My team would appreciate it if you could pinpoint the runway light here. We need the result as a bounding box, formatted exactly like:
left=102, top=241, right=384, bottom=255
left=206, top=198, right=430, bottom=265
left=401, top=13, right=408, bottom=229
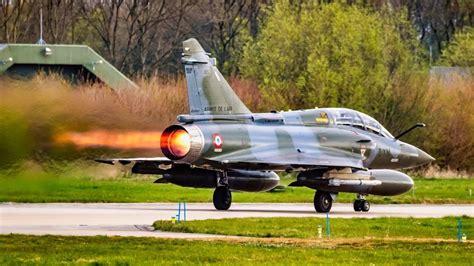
left=54, top=130, right=163, bottom=150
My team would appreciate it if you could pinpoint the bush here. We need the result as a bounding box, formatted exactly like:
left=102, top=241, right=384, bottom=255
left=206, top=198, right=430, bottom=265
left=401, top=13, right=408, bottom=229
left=440, top=27, right=474, bottom=67
left=240, top=1, right=425, bottom=118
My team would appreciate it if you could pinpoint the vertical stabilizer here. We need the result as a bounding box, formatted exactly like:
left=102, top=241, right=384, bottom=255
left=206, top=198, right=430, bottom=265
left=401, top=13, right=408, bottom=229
left=182, top=38, right=251, bottom=115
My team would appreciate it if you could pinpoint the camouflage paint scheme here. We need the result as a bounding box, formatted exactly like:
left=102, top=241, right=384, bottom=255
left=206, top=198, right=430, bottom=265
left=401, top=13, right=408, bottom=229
left=97, top=38, right=434, bottom=212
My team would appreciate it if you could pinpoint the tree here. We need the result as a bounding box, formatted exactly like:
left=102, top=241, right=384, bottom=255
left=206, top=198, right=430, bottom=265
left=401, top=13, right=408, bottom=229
left=240, top=1, right=424, bottom=117
left=76, top=0, right=198, bottom=75
left=189, top=0, right=269, bottom=75
left=0, top=0, right=36, bottom=43
left=43, top=0, right=77, bottom=44
left=352, top=0, right=474, bottom=63
left=440, top=26, right=474, bottom=67
left=206, top=0, right=251, bottom=75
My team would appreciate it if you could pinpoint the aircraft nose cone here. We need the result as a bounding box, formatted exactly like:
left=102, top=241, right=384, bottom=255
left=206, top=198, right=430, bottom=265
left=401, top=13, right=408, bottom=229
left=417, top=149, right=435, bottom=166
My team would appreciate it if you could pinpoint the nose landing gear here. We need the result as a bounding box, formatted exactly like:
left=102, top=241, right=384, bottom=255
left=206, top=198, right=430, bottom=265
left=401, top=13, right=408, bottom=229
left=353, top=194, right=370, bottom=212
left=213, top=186, right=232, bottom=210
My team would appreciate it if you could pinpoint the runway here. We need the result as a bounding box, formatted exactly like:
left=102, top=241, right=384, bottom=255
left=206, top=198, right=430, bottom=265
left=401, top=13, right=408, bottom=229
left=1, top=203, right=472, bottom=238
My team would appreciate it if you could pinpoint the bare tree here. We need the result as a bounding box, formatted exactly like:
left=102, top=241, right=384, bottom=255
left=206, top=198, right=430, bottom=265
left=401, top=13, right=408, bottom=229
left=122, top=0, right=197, bottom=75
left=351, top=0, right=474, bottom=61
left=0, top=0, right=36, bottom=43
left=75, top=0, right=198, bottom=75
left=42, top=0, right=77, bottom=44
left=192, top=0, right=269, bottom=74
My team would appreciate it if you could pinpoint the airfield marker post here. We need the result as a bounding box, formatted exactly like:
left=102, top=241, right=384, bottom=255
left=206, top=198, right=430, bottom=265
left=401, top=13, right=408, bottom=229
left=317, top=225, right=322, bottom=239
left=184, top=202, right=187, bottom=222
left=177, top=203, right=182, bottom=224
left=326, top=212, right=330, bottom=239
left=457, top=219, right=462, bottom=242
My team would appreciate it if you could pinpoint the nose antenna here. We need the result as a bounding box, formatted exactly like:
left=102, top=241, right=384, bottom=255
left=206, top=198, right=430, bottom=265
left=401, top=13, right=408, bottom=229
left=394, top=123, right=426, bottom=140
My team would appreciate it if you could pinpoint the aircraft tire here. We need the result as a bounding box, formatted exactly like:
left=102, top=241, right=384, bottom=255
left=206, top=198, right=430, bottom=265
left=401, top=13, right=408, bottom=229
left=353, top=200, right=362, bottom=212
left=314, top=191, right=332, bottom=213
left=213, top=186, right=232, bottom=210
left=361, top=200, right=370, bottom=212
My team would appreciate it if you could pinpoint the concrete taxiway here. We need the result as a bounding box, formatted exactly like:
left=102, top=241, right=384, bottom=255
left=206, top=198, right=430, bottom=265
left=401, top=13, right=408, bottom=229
left=1, top=203, right=472, bottom=238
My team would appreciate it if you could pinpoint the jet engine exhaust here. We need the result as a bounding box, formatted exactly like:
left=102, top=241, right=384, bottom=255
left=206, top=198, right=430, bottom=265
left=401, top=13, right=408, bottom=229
left=161, top=129, right=191, bottom=158
left=160, top=125, right=204, bottom=162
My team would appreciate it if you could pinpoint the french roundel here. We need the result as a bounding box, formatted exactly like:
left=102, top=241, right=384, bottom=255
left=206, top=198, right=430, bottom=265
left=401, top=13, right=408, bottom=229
left=213, top=134, right=223, bottom=148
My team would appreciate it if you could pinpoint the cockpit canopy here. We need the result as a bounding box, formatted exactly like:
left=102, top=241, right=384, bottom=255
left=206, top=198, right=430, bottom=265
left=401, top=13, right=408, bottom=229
left=315, top=108, right=394, bottom=138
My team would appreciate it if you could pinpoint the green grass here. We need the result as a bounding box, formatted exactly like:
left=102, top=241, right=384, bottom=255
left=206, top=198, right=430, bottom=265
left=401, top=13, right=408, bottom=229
left=1, top=235, right=472, bottom=265
left=1, top=168, right=473, bottom=203
left=153, top=217, right=474, bottom=240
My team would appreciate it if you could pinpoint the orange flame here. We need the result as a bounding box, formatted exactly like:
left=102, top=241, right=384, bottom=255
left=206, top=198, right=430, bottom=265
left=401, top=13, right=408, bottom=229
left=166, top=129, right=191, bottom=157
left=54, top=130, right=163, bottom=150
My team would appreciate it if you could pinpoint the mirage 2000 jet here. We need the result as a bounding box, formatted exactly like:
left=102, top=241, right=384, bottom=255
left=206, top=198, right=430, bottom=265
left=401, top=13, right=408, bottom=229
left=97, top=38, right=434, bottom=213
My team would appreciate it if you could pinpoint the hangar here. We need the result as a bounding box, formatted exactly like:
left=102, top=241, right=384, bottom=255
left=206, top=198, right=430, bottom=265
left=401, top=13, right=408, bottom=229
left=0, top=43, right=137, bottom=90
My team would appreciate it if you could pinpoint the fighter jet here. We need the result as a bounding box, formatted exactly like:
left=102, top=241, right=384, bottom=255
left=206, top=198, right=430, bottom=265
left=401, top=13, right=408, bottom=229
left=97, top=38, right=434, bottom=213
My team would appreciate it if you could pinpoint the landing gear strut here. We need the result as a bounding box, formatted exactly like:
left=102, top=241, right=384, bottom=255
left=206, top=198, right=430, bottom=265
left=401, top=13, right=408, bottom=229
left=213, top=172, right=232, bottom=210
left=314, top=191, right=333, bottom=213
left=353, top=194, right=370, bottom=212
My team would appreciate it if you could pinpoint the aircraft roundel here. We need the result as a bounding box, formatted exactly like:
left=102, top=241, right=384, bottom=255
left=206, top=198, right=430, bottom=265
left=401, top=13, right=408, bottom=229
left=213, top=133, right=223, bottom=148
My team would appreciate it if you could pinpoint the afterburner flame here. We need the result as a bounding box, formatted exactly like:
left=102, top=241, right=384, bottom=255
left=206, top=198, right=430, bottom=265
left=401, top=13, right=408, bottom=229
left=167, top=129, right=191, bottom=157
left=54, top=130, right=163, bottom=150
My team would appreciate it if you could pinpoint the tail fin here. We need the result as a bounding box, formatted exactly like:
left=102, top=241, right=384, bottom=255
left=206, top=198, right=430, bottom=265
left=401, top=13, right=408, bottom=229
left=182, top=38, right=251, bottom=115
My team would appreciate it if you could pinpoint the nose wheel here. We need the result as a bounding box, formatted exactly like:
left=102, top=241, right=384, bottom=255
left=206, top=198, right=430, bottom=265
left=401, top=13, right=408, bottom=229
left=314, top=191, right=333, bottom=213
left=353, top=195, right=370, bottom=212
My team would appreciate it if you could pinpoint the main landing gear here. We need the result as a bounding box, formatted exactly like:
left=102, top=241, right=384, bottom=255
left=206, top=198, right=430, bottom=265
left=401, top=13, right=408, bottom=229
left=353, top=194, right=370, bottom=212
left=213, top=186, right=232, bottom=210
left=213, top=172, right=232, bottom=210
left=314, top=191, right=333, bottom=213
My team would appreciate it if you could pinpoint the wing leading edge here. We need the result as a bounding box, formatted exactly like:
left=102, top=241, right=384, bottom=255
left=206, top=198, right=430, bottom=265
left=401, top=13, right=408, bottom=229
left=95, top=157, right=172, bottom=166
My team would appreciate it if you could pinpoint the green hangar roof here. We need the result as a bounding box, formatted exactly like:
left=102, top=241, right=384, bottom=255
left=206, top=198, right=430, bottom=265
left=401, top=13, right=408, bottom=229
left=0, top=44, right=137, bottom=90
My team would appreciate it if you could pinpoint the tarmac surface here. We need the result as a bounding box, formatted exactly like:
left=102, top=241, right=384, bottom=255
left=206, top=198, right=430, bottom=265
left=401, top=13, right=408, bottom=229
left=1, top=203, right=473, bottom=238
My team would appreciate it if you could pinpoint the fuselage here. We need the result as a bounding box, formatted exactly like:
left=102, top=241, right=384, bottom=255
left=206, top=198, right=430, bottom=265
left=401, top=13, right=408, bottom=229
left=164, top=107, right=434, bottom=172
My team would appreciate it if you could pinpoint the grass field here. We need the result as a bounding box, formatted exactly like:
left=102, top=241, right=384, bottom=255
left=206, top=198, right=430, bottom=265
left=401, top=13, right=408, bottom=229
left=1, top=167, right=473, bottom=203
left=153, top=216, right=474, bottom=240
left=1, top=235, right=473, bottom=265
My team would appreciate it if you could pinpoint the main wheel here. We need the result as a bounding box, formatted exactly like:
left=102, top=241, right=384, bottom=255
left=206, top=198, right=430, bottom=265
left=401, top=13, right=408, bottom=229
left=314, top=191, right=332, bottom=213
left=353, top=200, right=362, bottom=212
left=361, top=200, right=370, bottom=212
left=213, top=186, right=232, bottom=210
